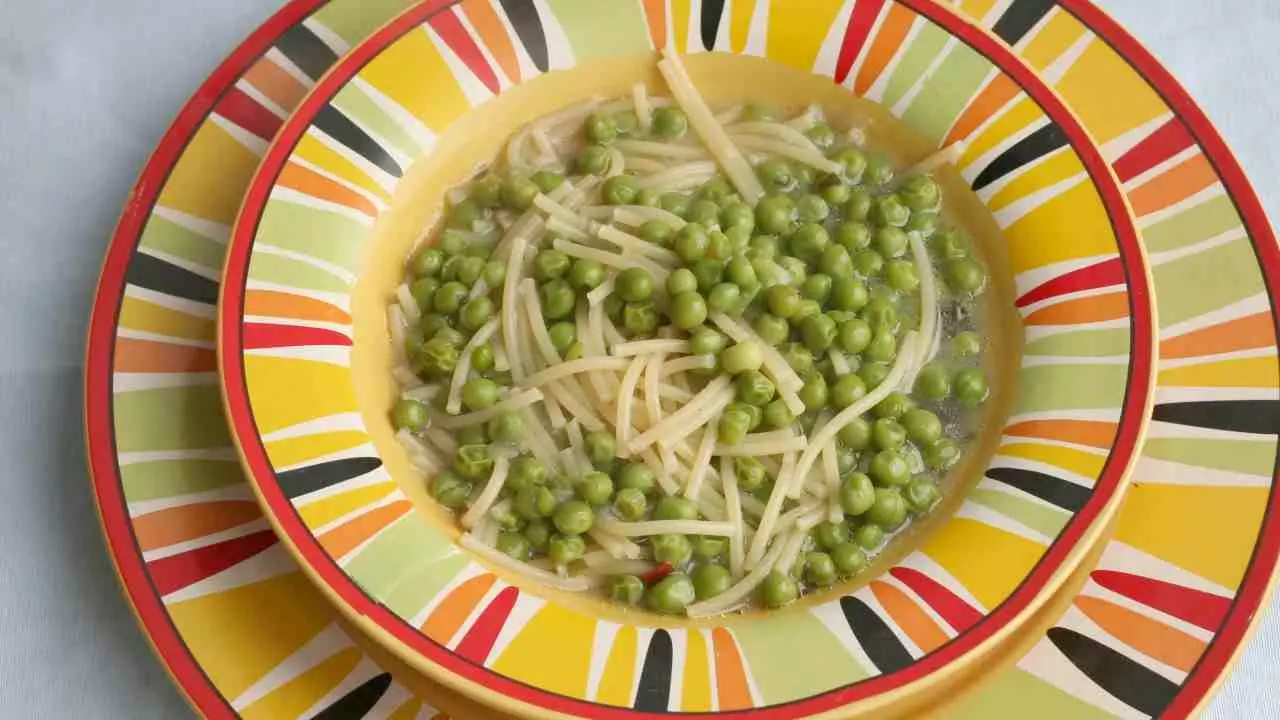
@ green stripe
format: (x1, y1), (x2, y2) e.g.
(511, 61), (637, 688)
(346, 515), (457, 598)
(1144, 437), (1277, 476)
(309, 0), (418, 48)
(113, 387), (230, 453)
(1152, 236), (1264, 327)
(1024, 328), (1131, 357)
(900, 43), (993, 144)
(1143, 194), (1240, 253)
(1011, 364), (1128, 415)
(248, 251), (351, 294)
(139, 216), (226, 272)
(333, 83), (427, 160)
(969, 488), (1070, 538)
(942, 667), (1115, 720)
(383, 552), (472, 620)
(732, 611), (868, 703)
(121, 459), (245, 502)
(880, 23), (950, 109)
(545, 0), (651, 59)
(256, 201), (369, 272)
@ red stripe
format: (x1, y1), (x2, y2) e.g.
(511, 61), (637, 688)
(835, 0), (887, 84)
(1091, 570), (1231, 633)
(146, 530), (278, 597)
(428, 9), (500, 94)
(1016, 257), (1125, 308)
(1112, 116), (1194, 183)
(890, 567), (983, 633)
(242, 322), (352, 349)
(215, 86), (283, 141)
(454, 586), (519, 663)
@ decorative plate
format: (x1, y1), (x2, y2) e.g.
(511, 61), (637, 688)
(84, 1), (1278, 719)
(217, 0), (1154, 717)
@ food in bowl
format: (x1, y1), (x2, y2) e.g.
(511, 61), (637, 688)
(387, 50), (991, 617)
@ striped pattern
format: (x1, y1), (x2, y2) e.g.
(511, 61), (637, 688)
(224, 0), (1148, 714)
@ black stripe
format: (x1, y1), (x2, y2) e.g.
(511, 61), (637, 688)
(633, 630), (673, 712)
(971, 122), (1069, 191)
(991, 0), (1056, 45)
(312, 673), (393, 719)
(985, 467), (1090, 512)
(277, 457), (382, 499)
(314, 105), (404, 178)
(840, 597), (913, 673)
(1047, 628), (1178, 717)
(700, 0), (726, 51)
(1153, 400), (1280, 435)
(126, 253), (219, 305)
(498, 0), (549, 72)
(275, 25), (340, 82)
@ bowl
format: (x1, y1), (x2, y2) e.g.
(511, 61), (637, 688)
(217, 0), (1154, 717)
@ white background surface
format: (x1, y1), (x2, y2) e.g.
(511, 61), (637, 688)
(0, 0), (1276, 717)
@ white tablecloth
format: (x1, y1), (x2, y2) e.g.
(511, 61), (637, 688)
(0, 0), (1275, 716)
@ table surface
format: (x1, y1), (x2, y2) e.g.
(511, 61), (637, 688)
(2, 0), (1277, 717)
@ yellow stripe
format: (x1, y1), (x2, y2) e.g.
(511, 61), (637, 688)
(997, 442), (1106, 482)
(294, 131), (393, 203)
(1003, 180), (1117, 273)
(157, 120), (260, 224)
(119, 296), (215, 342)
(956, 0), (998, 22)
(923, 518), (1045, 609)
(240, 648), (363, 720)
(596, 625), (639, 706)
(986, 147), (1084, 212)
(729, 0), (755, 52)
(682, 630), (712, 711)
(491, 603), (595, 698)
(765, 0), (846, 71)
(265, 430), (370, 471)
(1054, 40), (1168, 145)
(960, 96), (1046, 169)
(1020, 10), (1088, 71)
(360, 26), (471, 132)
(1159, 356), (1280, 389)
(1115, 484), (1268, 590)
(298, 481), (400, 528)
(244, 355), (358, 435)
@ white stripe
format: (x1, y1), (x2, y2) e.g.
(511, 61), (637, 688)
(302, 17), (352, 55)
(1122, 145), (1200, 191)
(209, 113), (268, 155)
(975, 145), (1071, 203)
(123, 283), (217, 317)
(264, 47), (316, 87)
(1159, 293), (1269, 341)
(350, 76), (439, 153)
(152, 206), (231, 243)
(261, 412), (366, 443)
(1159, 345), (1275, 370)
(1101, 112), (1174, 162)
(994, 172), (1087, 228)
(113, 372), (218, 392)
(253, 240), (359, 285)
(308, 126), (400, 195)
(1137, 184), (1225, 226)
(268, 184), (377, 225)
(116, 328), (213, 349)
(864, 17), (924, 103)
(230, 624), (354, 710)
(137, 246), (220, 281)
(127, 484), (253, 518)
(1148, 228), (1246, 267)
(234, 78), (288, 120)
(1041, 33), (1093, 85)
(142, 518), (271, 562)
(891, 37), (959, 117)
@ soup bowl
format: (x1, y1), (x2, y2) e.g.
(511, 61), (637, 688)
(218, 0), (1154, 717)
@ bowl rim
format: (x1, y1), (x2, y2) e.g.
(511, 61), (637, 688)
(215, 0), (1155, 717)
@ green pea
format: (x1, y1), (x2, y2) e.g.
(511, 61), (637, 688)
(623, 301), (660, 336)
(869, 450), (910, 488)
(906, 476), (941, 515)
(659, 272), (693, 302)
(412, 247), (445, 278)
(566, 259), (603, 291)
(683, 563), (730, 601)
(750, 314), (787, 348)
(757, 158), (795, 191)
(755, 193), (797, 235)
(654, 495), (699, 521)
(885, 259), (919, 293)
(687, 199), (721, 227)
(922, 438), (961, 471)
(523, 519), (552, 552)
(392, 398), (428, 431)
(482, 259), (507, 288)
(431, 281), (466, 315)
(946, 257), (987, 294)
(654, 533), (693, 566)
(845, 188), (873, 221)
(799, 373), (829, 412)
(674, 223), (710, 263)
(836, 446), (860, 476)
(862, 297), (898, 332)
(801, 314), (838, 353)
(494, 176), (535, 212)
(831, 542), (868, 575)
(836, 472), (874, 516)
(805, 552), (838, 587)
(638, 220), (674, 247)
(873, 392), (914, 420)
(487, 412), (524, 444)
(855, 364), (887, 392)
(508, 456), (547, 493)
(577, 143), (612, 174)
(906, 211), (939, 238)
(447, 198), (491, 232)
(911, 364), (950, 402)
(670, 291), (708, 330)
(613, 487), (649, 521)
(459, 378), (498, 412)
(865, 153), (895, 186)
(692, 259), (725, 293)
(647, 573), (696, 614)
(689, 327), (726, 355)
(730, 457), (766, 493)
(833, 320), (869, 357)
(549, 533), (587, 566)
(849, 249), (882, 277)
(834, 418), (870, 454)
(458, 256), (488, 286)
(872, 195), (911, 229)
(953, 330), (982, 357)
(760, 570), (799, 608)
(584, 113), (617, 144)
(932, 227), (970, 260)
(719, 200), (755, 230)
(693, 535), (728, 561)
(585, 431), (617, 468)
(800, 273), (832, 305)
(613, 267), (651, 303)
(723, 257), (756, 289)
(826, 374), (865, 410)
(534, 249), (571, 281)
(530, 170), (565, 194)
(617, 462), (656, 494)
(900, 174), (940, 211)
(749, 234), (781, 258)
(821, 181), (851, 206)
(539, 279), (577, 320)
(864, 330), (897, 363)
(763, 399), (794, 429)
(789, 223), (829, 265)
(471, 342), (495, 373)
(813, 521), (850, 550)
(777, 256), (808, 288)
(796, 193), (830, 223)
(454, 444), (494, 482)
(577, 471), (614, 506)
(458, 296), (492, 332)
(410, 279), (442, 312)
(806, 122), (836, 150)
(722, 341), (764, 375)
(602, 175), (640, 206)
(954, 367), (989, 406)
(652, 106), (689, 139)
(867, 487), (909, 529)
(660, 192), (692, 218)
(825, 280), (866, 316)
(781, 343), (816, 376)
(432, 471), (472, 508)
(608, 574), (645, 605)
(873, 226), (909, 260)
(831, 146), (867, 183)
(552, 499), (595, 535)
(741, 102), (777, 121)
(733, 370), (775, 407)
(765, 285), (801, 319)
(853, 522), (885, 550)
(872, 419), (907, 451)
(491, 530), (529, 560)
(437, 229), (467, 256)
(902, 409), (943, 446)
(718, 406), (754, 445)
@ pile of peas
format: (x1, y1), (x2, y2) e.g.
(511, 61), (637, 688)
(391, 98), (992, 615)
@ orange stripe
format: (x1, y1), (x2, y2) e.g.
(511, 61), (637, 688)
(1075, 596), (1206, 672)
(1025, 291), (1129, 326)
(871, 581), (950, 652)
(278, 161), (379, 217)
(945, 74), (1019, 147)
(242, 56), (308, 112)
(244, 289), (352, 324)
(422, 573), (497, 642)
(316, 500), (412, 559)
(855, 5), (915, 96)
(712, 628), (753, 711)
(1129, 153), (1217, 217)
(114, 336), (216, 373)
(133, 501), (262, 550)
(1003, 419), (1117, 449)
(1161, 311), (1277, 360)
(462, 0), (521, 82)
(642, 0), (666, 49)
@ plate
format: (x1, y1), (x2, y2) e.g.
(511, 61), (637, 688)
(216, 1), (1152, 717)
(83, 1), (1278, 719)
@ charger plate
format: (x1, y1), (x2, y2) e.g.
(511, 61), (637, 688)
(85, 0), (1278, 718)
